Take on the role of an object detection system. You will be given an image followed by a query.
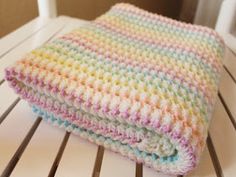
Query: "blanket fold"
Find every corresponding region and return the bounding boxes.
[5,3,224,175]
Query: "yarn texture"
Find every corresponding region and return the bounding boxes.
[5,3,224,175]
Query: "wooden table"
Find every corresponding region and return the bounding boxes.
[0,16,235,177]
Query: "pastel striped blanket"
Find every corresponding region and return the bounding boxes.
[5,3,224,175]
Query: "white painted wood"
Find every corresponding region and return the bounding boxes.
[224,34,236,54]
[0,17,88,81]
[100,150,135,177]
[55,134,98,177]
[0,16,89,176]
[194,0,223,28]
[10,120,66,177]
[215,0,236,34]
[0,17,87,116]
[186,147,217,177]
[143,166,176,177]
[0,17,51,58]
[51,18,88,39]
[0,16,70,80]
[224,48,236,79]
[209,98,236,177]
[0,16,89,175]
[215,0,236,53]
[0,82,18,116]
[219,68,236,123]
[37,0,57,18]
[0,101,37,172]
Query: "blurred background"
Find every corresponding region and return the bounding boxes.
[0,0,226,37]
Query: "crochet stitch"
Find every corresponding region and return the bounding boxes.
[5,3,224,175]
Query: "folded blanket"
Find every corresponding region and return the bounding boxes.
[5,3,224,175]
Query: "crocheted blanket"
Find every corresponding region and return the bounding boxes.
[5,3,224,175]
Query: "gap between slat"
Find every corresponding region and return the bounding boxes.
[0,21,50,60]
[223,66,236,84]
[0,117,42,177]
[0,79,4,86]
[0,17,70,81]
[218,92,236,130]
[92,146,105,177]
[207,135,223,177]
[0,19,70,125]
[228,47,236,56]
[0,17,72,177]
[136,163,143,177]
[48,132,70,177]
[44,25,67,43]
[0,98,20,125]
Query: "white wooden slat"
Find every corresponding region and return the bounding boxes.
[186,147,217,177]
[0,17,88,82]
[51,17,88,39]
[0,82,18,116]
[55,134,98,177]
[143,166,176,177]
[0,100,37,172]
[224,47,236,80]
[0,17,51,58]
[10,120,66,177]
[100,150,135,177]
[223,34,236,54]
[0,17,88,116]
[3,17,89,177]
[219,68,236,123]
[209,98,236,177]
[0,16,70,80]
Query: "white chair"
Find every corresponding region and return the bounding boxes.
[0,1,236,177]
